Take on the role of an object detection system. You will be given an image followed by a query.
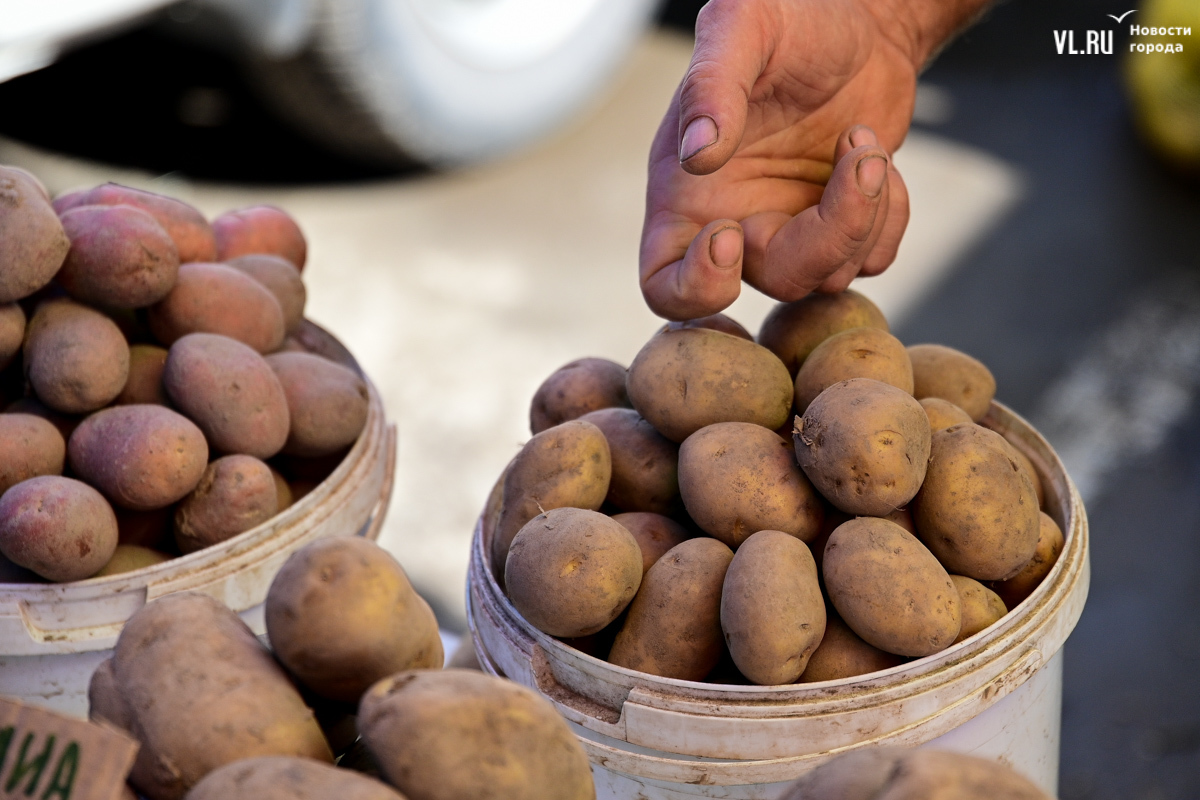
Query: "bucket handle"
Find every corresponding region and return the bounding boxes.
[531,645,627,734]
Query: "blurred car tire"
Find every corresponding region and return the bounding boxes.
[243,0,662,168]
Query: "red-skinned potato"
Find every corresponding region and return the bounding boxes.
[53,183,217,263]
[148,262,286,353]
[0,413,65,495]
[530,357,630,434]
[265,352,369,457]
[0,303,25,371]
[58,205,180,308]
[24,298,130,414]
[226,254,306,334]
[117,344,170,406]
[0,475,118,581]
[212,206,307,270]
[0,167,69,304]
[174,455,278,554]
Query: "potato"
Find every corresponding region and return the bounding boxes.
[213,205,308,270]
[992,511,1065,608]
[611,512,690,575]
[0,303,25,371]
[282,319,361,373]
[530,357,630,434]
[662,313,753,340]
[174,455,278,554]
[0,475,118,581]
[798,612,904,682]
[5,166,50,201]
[920,397,972,432]
[3,396,80,441]
[721,530,825,685]
[117,344,170,406]
[491,420,611,575]
[88,657,134,733]
[53,183,217,263]
[163,333,290,458]
[0,167,69,303]
[907,344,996,422]
[58,205,180,308]
[266,536,443,704]
[226,254,306,334]
[94,544,172,577]
[265,352,369,457]
[116,505,174,549]
[148,262,286,353]
[360,669,593,800]
[608,537,733,680]
[679,422,823,547]
[780,747,905,800]
[823,517,961,657]
[794,378,931,516]
[69,404,209,510]
[757,290,889,377]
[185,756,404,800]
[271,467,295,510]
[911,424,1040,581]
[579,407,679,514]
[793,327,913,412]
[874,749,1052,800]
[505,508,642,638]
[1003,440,1046,509]
[951,575,1007,643]
[24,298,130,413]
[0,413,65,495]
[627,328,793,442]
[112,593,332,800]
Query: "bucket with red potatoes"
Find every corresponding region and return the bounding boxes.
[480,294,1063,686]
[0,165,371,584]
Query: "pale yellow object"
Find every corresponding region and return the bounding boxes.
[1126,0,1200,169]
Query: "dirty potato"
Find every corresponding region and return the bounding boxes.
[579,407,679,514]
[951,575,1007,643]
[491,420,611,576]
[0,413,65,495]
[117,344,170,406]
[823,517,961,657]
[0,303,25,371]
[798,613,905,682]
[611,512,690,575]
[793,327,913,413]
[992,511,1065,608]
[359,669,595,800]
[627,328,793,442]
[226,254,306,334]
[24,298,130,414]
[148,262,286,353]
[721,530,826,685]
[266,352,369,457]
[608,537,733,680]
[185,756,404,800]
[920,397,973,432]
[505,508,643,638]
[94,544,172,577]
[0,167,70,304]
[266,537,443,704]
[794,378,931,516]
[58,204,180,308]
[174,455,278,553]
[212,205,307,270]
[0,475,118,581]
[908,344,996,422]
[757,290,889,377]
[679,422,823,547]
[530,357,630,434]
[911,424,1040,581]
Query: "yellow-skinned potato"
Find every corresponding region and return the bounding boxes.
[679,422,823,547]
[491,420,611,576]
[1002,439,1046,509]
[798,613,904,682]
[793,327,913,413]
[505,507,642,638]
[113,592,332,800]
[529,357,629,434]
[757,290,889,377]
[992,511,1065,608]
[920,397,972,432]
[266,537,443,705]
[951,575,1007,643]
[608,537,733,680]
[94,544,172,577]
[579,407,679,514]
[359,669,595,800]
[907,344,996,422]
[824,517,961,657]
[185,757,404,800]
[661,313,753,340]
[912,424,1040,581]
[794,378,931,516]
[611,511,690,575]
[721,530,825,685]
[627,328,793,442]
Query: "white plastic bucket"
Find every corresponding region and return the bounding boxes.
[468,402,1089,798]
[0,373,397,719]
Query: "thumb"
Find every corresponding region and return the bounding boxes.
[677,0,772,175]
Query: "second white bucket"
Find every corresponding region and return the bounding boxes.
[468,402,1090,799]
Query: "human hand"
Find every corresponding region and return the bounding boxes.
[640,0,939,320]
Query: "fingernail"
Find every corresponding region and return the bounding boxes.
[709,226,742,269]
[680,116,718,162]
[857,156,887,197]
[849,126,877,149]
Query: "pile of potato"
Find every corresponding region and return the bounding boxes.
[91,536,595,800]
[487,291,1065,685]
[0,165,370,584]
